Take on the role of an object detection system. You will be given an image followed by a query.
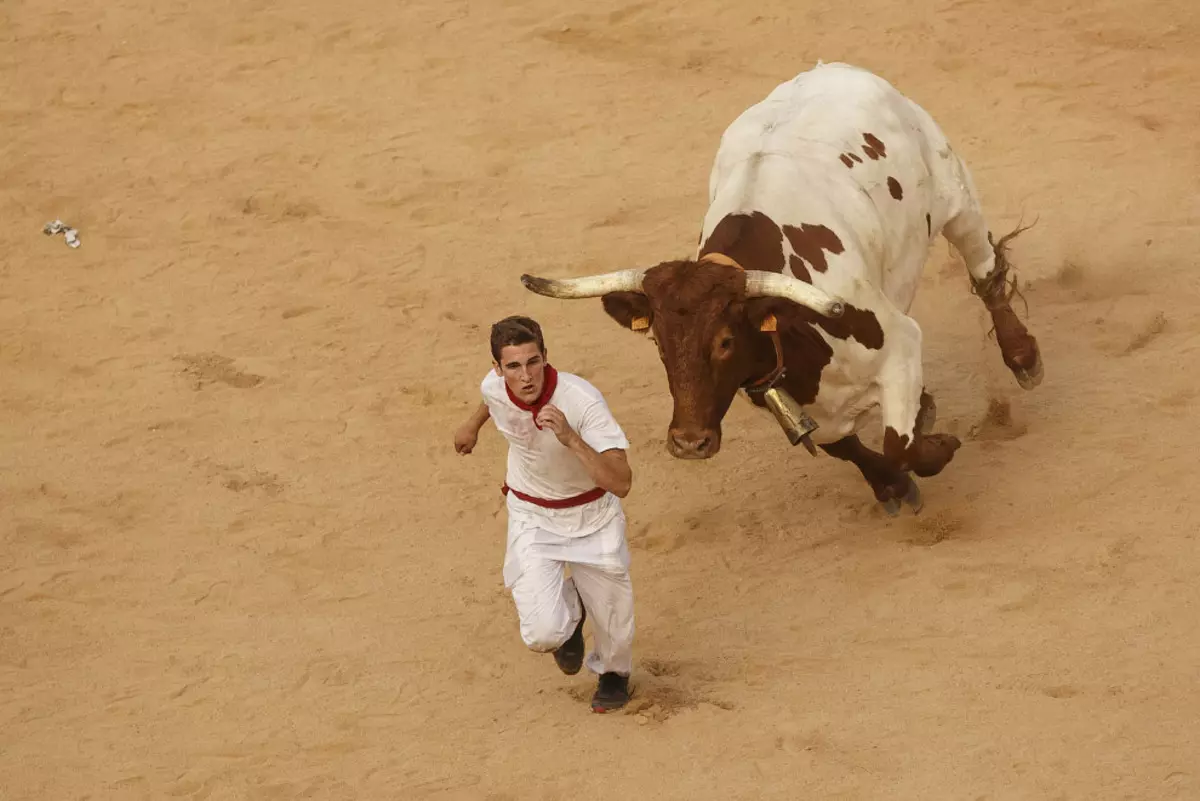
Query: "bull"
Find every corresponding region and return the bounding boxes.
[521,62,1043,514]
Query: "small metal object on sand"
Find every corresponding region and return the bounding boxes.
[43,220,81,248]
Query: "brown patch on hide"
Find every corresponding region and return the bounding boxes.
[788,255,811,284]
[699,212,786,272]
[808,304,884,350]
[782,223,844,274]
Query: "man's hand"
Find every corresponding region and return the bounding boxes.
[454,402,491,455]
[537,403,633,498]
[535,404,578,446]
[454,425,479,455]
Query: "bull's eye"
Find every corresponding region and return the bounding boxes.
[719,336,734,351]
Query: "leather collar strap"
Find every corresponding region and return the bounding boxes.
[698,253,786,393]
[699,252,742,270]
[743,314,786,392]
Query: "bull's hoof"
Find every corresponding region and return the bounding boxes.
[880,478,922,517]
[919,396,937,435]
[992,303,1043,391]
[1012,340,1044,390]
[902,479,924,514]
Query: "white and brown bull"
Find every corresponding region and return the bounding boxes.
[521,62,1043,513]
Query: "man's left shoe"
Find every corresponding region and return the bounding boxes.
[590,672,630,713]
[553,601,586,675]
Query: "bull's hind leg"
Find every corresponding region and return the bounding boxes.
[877,315,961,481]
[941,182,1044,389]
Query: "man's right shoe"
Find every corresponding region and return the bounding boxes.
[553,601,586,675]
[590,672,631,713]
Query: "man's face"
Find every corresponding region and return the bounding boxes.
[495,342,547,404]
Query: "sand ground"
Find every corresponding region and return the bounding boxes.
[3,0,1200,798]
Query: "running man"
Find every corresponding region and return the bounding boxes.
[454,315,635,712]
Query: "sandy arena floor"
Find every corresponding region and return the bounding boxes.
[3,0,1199,798]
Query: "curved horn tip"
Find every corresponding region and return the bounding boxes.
[520,274,550,294]
[828,301,845,318]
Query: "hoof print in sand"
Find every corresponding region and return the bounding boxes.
[176,353,264,390]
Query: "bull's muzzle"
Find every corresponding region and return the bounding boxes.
[667,427,720,460]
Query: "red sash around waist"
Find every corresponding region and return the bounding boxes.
[501,483,606,509]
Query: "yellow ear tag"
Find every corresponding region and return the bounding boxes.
[631,316,650,331]
[759,313,778,333]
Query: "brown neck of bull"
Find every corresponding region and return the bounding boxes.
[742,317,831,410]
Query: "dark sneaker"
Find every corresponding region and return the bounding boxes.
[553,602,586,675]
[590,672,630,713]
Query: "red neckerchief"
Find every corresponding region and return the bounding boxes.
[505,364,558,429]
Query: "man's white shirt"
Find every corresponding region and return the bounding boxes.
[481,369,629,538]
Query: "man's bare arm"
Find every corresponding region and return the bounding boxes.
[566,439,632,498]
[454,402,491,455]
[535,404,633,498]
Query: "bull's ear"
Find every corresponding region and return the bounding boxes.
[601,292,653,332]
[744,297,791,332]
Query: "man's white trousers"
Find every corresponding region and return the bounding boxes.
[503,508,634,677]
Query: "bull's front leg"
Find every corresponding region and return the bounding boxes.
[877,316,961,480]
[821,435,924,515]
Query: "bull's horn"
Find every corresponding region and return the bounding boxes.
[744,271,845,318]
[520,269,645,299]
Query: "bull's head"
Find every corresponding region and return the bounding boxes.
[521,256,844,459]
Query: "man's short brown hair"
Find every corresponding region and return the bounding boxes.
[490,315,546,362]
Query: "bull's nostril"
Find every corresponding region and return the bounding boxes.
[668,430,715,457]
